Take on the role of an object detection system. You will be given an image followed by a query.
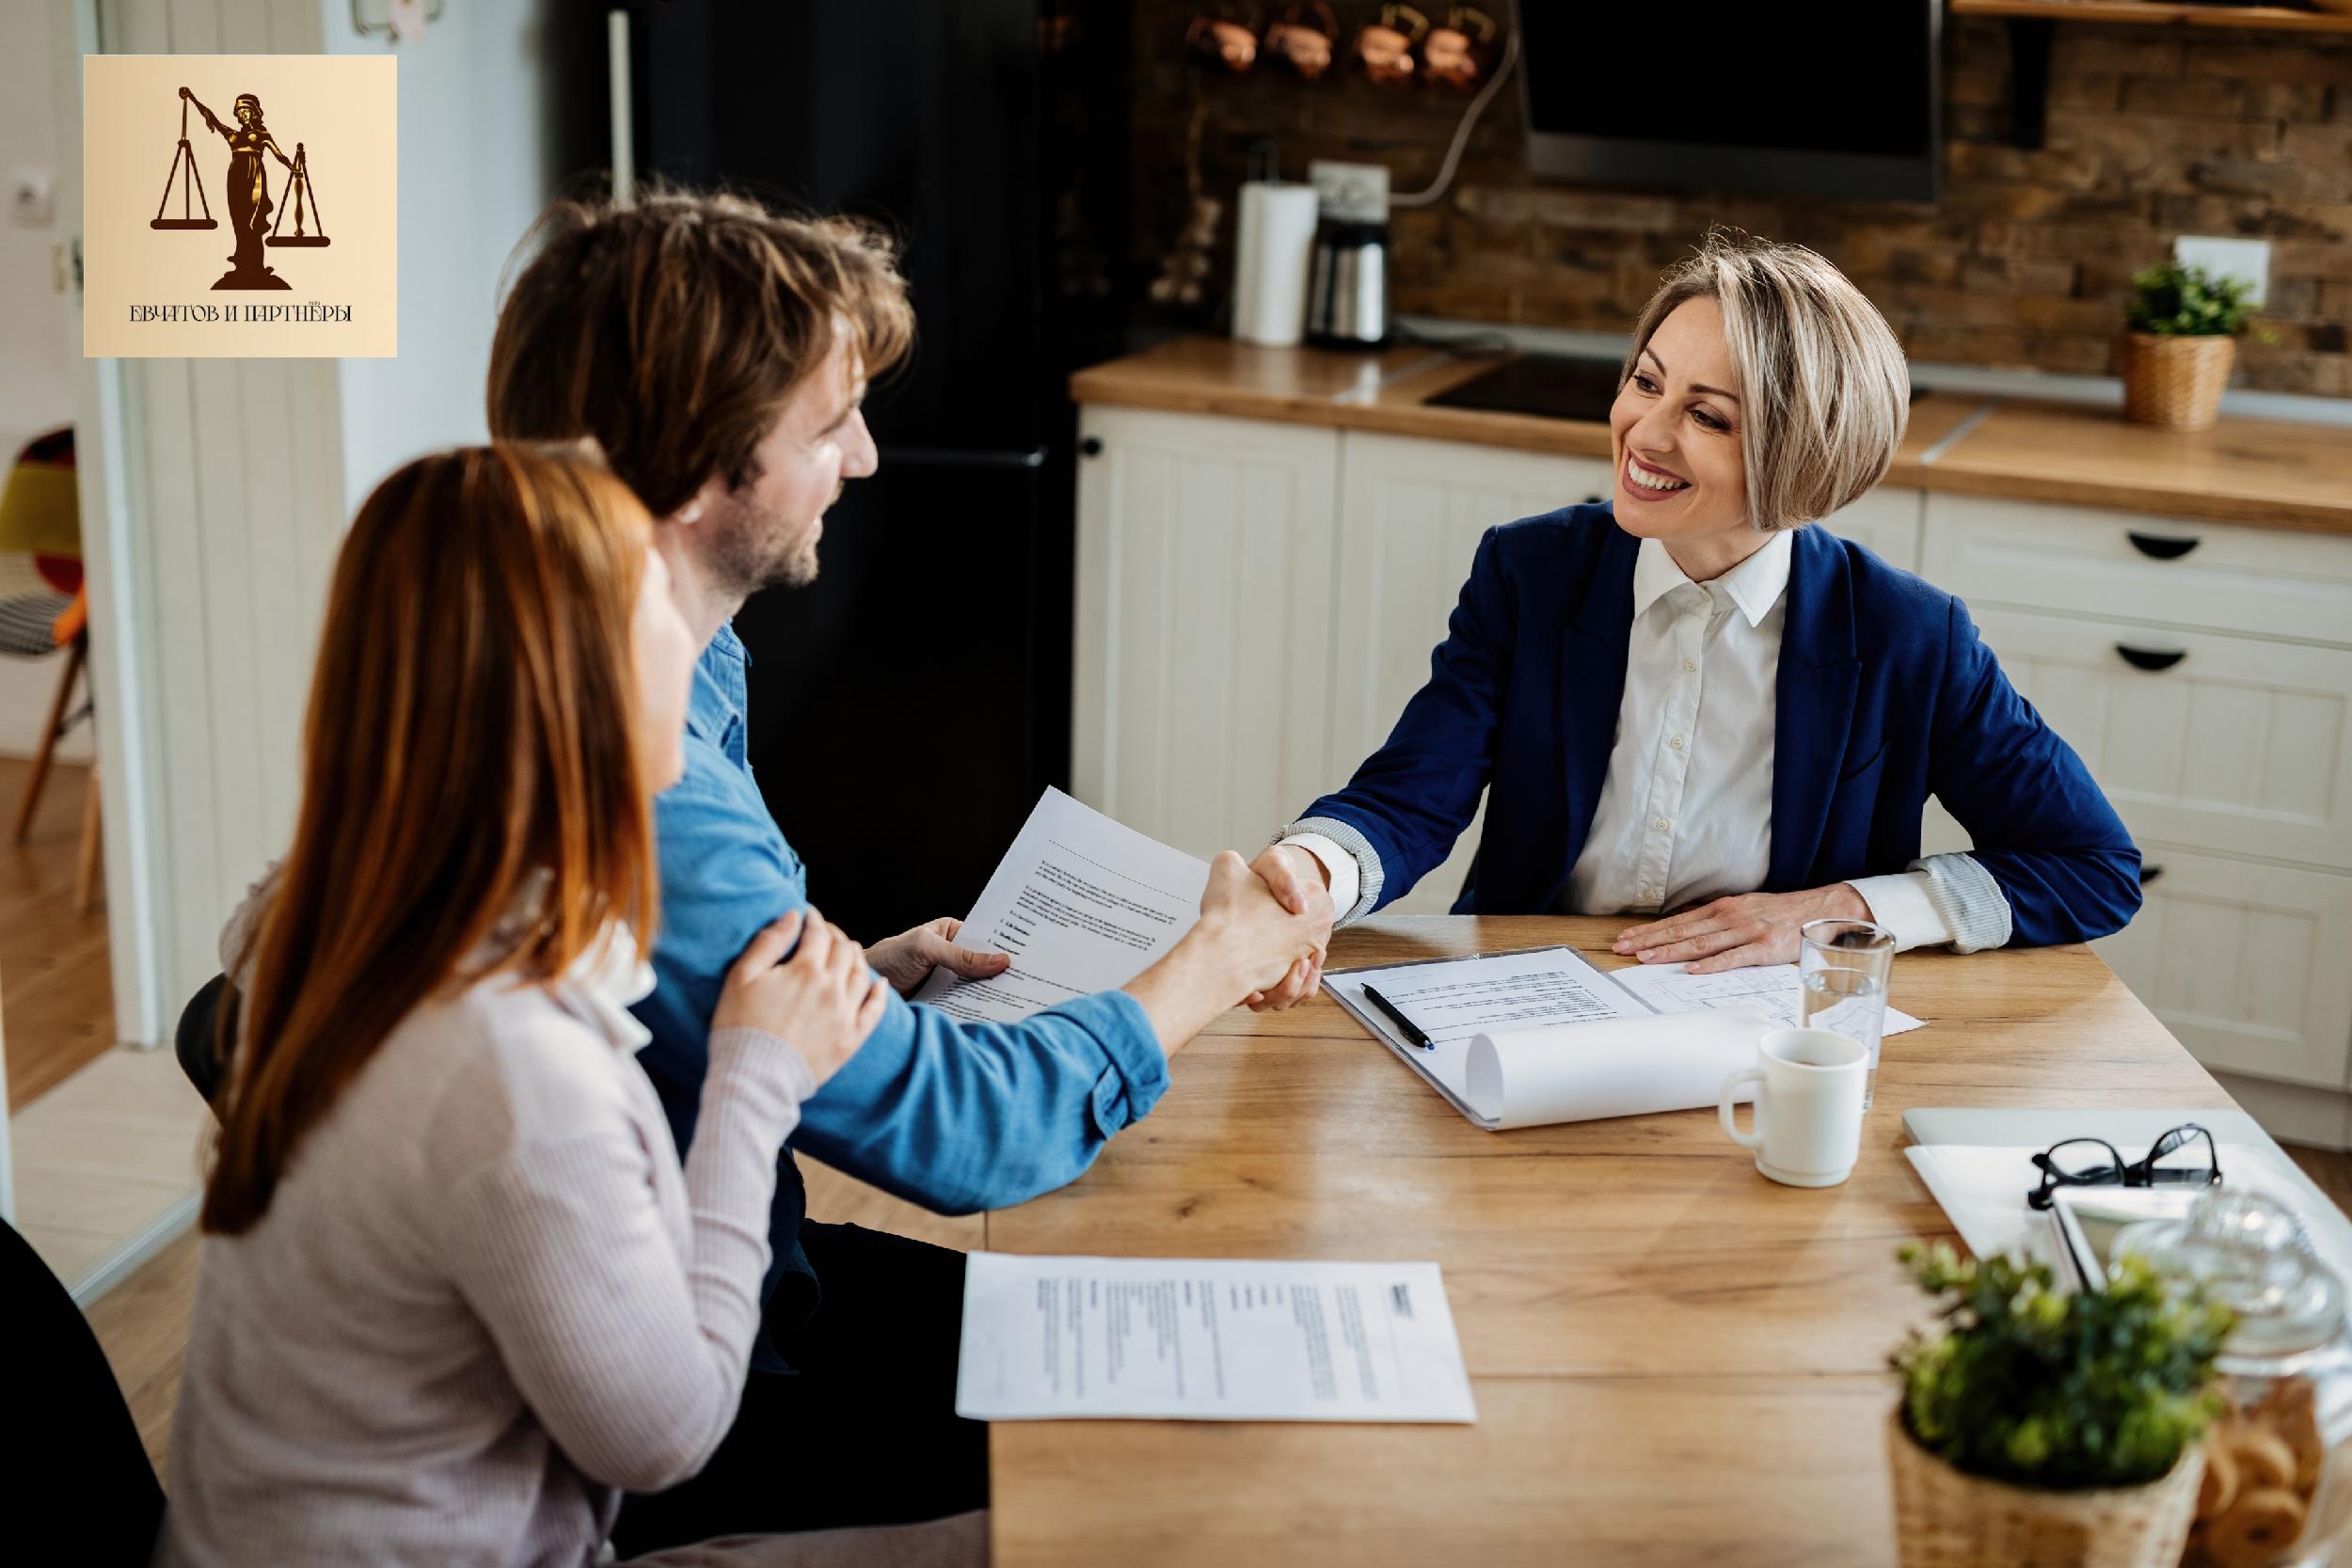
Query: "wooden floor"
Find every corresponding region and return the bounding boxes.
[3,754,114,1114]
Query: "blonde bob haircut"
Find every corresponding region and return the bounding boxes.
[1622,229,1910,533]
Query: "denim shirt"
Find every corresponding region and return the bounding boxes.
[630,625,1168,1365]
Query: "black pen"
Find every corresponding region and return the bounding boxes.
[1360,983,1435,1052]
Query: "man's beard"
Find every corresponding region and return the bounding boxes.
[706,502,820,596]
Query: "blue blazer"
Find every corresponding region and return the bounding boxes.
[1298,505,2142,947]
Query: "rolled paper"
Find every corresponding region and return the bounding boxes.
[1465,1006,1774,1130]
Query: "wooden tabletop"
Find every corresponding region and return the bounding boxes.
[1071,338,2352,535]
[982,915,2235,1568]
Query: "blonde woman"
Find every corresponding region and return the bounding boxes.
[1249,230,2138,990]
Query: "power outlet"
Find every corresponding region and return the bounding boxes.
[9,167,53,229]
[1310,160,1390,223]
[2172,234,2269,307]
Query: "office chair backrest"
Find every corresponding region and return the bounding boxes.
[175,973,232,1110]
[2,1217,167,1563]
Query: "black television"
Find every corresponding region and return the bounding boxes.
[1515,4,1943,203]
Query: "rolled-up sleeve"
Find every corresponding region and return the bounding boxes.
[797,987,1167,1217]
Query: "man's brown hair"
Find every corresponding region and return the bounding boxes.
[487,182,914,518]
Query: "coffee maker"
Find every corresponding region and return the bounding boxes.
[1304,161,1391,350]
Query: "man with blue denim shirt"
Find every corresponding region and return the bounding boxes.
[633,621,1173,1321]
[485,189,1332,1551]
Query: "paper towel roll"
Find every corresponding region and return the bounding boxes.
[1232,182,1320,347]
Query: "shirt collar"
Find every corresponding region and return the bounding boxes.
[1630,529,1796,629]
[686,622,750,746]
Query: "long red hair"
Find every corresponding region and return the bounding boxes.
[202,443,659,1235]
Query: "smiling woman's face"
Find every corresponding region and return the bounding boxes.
[1607,296,1752,551]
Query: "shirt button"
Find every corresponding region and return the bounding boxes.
[1654,817,1670,832]
[1670,736,1685,750]
[1682,658,1696,673]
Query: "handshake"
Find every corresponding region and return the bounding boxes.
[1231,843,1340,1012]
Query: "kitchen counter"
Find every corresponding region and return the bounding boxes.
[1070,337,2352,534]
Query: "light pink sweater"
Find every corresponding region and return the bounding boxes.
[155,918,811,1568]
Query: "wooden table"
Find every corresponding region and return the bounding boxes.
[983,916,2236,1567]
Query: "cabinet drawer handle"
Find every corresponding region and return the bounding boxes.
[2127,531,2200,561]
[2115,644,2187,673]
[2141,863,2165,886]
[1080,436,1104,457]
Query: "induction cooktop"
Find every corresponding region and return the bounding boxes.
[1422,355,1626,422]
[1423,353,1928,422]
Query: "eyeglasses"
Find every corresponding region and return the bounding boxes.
[2026,1123,2222,1212]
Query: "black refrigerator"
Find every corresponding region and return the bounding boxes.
[621,1,1130,942]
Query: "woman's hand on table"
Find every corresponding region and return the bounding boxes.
[1613,883,1873,974]
[1242,843,1333,1011]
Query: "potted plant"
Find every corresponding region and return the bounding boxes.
[2121,261,2272,433]
[1885,1242,2236,1568]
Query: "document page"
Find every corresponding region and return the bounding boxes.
[955,1253,1477,1423]
[1328,945,1644,1049]
[915,788,1211,1024]
[1609,960,1923,1037]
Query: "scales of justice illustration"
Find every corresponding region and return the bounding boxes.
[150,85,329,291]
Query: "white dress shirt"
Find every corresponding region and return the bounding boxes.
[1283,530,2011,953]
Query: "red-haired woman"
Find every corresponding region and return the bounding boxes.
[154,445,977,1567]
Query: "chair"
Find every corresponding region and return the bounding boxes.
[2,1217,167,1563]
[175,973,234,1109]
[1,427,103,912]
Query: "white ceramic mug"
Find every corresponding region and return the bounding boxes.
[1718,1028,1868,1188]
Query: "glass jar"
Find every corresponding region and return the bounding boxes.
[2117,1190,2352,1568]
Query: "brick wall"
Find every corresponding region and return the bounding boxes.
[1128,8,2352,395]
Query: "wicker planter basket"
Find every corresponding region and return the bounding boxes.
[1887,1407,2205,1568]
[2122,333,2235,433]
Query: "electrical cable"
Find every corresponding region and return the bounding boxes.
[1389,27,1522,211]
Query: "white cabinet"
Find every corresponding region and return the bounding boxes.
[1968,608,2352,872]
[1818,485,1924,574]
[1923,494,2352,648]
[2092,850,2352,1090]
[1072,406,1339,863]
[1919,494,2352,1117]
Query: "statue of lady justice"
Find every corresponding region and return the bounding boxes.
[180,86,294,290]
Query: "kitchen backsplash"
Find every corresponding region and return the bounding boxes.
[1128,7,2352,396]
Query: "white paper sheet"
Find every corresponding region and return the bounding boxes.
[954,1253,1477,1423]
[1609,960,1924,1037]
[914,788,1211,1023]
[1904,1142,2352,1287]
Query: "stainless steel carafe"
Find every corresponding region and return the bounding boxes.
[1304,216,1391,349]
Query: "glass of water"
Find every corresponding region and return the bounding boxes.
[1799,919,1897,1111]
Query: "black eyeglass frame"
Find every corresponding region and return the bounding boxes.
[2026,1123,2222,1212]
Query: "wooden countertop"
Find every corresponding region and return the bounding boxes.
[1071,337,2352,535]
[986,914,2234,1568]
